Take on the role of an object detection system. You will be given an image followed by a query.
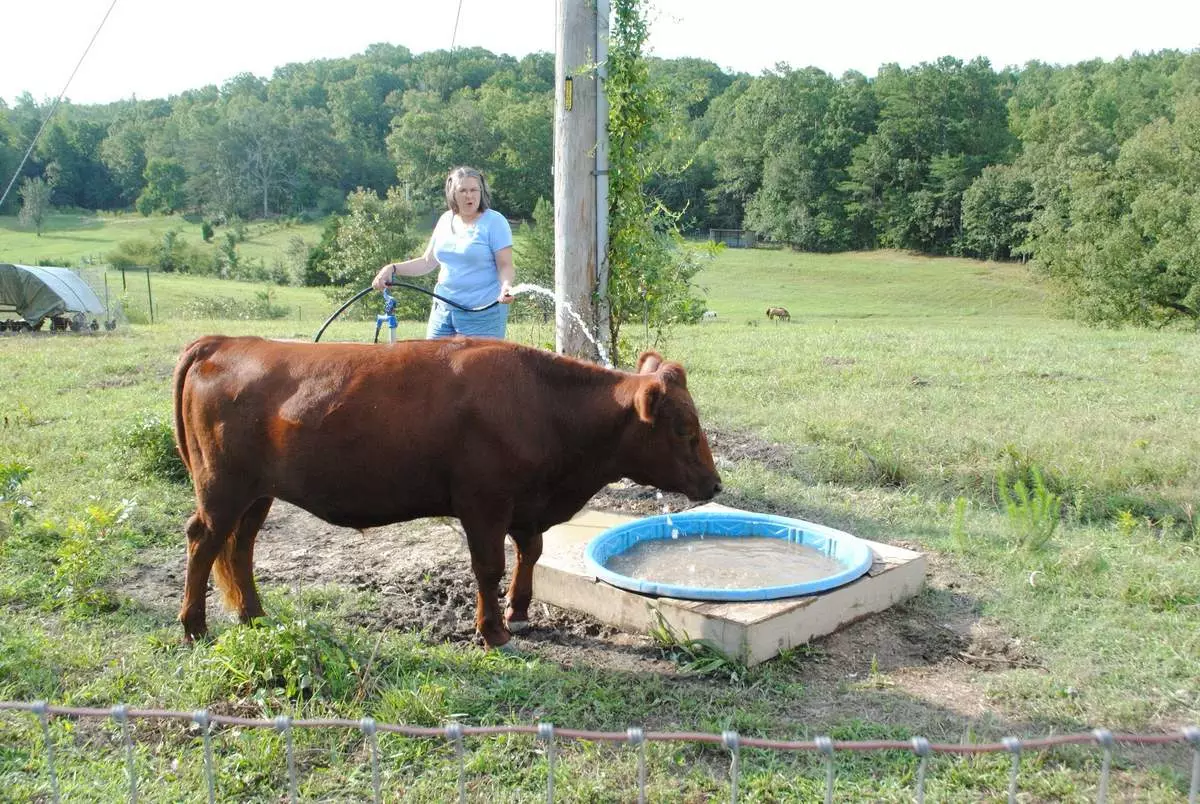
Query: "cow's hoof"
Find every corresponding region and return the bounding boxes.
[492,641,522,655]
[504,605,530,633]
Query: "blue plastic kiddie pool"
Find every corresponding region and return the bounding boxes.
[583,510,874,601]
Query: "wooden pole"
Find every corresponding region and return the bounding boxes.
[554,0,598,359]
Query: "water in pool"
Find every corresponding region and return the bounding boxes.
[605,535,846,589]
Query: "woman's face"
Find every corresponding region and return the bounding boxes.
[455,177,482,216]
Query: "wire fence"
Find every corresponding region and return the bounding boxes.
[3,701,1197,803]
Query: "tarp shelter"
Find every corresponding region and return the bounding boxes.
[0,264,105,326]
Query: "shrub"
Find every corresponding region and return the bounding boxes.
[176,290,290,321]
[120,415,189,484]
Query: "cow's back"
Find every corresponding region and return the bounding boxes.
[173,336,610,528]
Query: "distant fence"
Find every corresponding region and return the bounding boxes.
[708,228,758,249]
[2,701,1197,803]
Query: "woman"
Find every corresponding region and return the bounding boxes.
[372,166,516,339]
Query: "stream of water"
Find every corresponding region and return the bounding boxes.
[509,283,612,368]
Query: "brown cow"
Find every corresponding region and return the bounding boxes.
[173,335,722,648]
[766,306,791,322]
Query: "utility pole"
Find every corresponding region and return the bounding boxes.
[554,0,598,359]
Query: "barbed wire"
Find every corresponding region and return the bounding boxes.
[3,701,1197,803]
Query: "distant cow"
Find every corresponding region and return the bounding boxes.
[173,336,721,648]
[702,310,718,321]
[766,306,791,322]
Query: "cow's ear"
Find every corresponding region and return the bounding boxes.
[634,376,667,423]
[636,351,663,374]
[659,362,688,389]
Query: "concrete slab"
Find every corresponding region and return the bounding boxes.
[532,503,926,666]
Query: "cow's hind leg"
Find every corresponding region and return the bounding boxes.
[179,508,236,641]
[505,529,543,633]
[212,497,273,625]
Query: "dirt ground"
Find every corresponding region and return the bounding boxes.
[128,427,1033,726]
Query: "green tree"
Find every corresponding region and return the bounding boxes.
[1032,96,1200,327]
[135,158,187,214]
[18,176,52,235]
[961,163,1034,260]
[320,187,425,317]
[513,196,555,316]
[846,57,1015,253]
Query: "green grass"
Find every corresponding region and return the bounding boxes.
[0,211,329,269]
[0,243,1197,801]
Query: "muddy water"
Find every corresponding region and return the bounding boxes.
[605,536,846,589]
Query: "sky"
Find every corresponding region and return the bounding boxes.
[4,0,1199,106]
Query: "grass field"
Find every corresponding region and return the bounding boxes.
[0,211,329,269]
[0,232,1197,800]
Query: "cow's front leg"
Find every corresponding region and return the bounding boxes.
[461,518,511,648]
[505,528,543,633]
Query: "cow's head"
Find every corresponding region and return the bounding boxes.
[625,351,722,501]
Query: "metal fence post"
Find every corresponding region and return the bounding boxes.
[32,701,60,804]
[111,705,137,802]
[626,727,647,804]
[1003,737,1022,804]
[275,715,297,803]
[911,737,931,803]
[193,710,216,804]
[815,736,835,804]
[538,723,556,804]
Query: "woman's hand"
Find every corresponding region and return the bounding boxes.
[372,263,395,292]
[498,280,515,304]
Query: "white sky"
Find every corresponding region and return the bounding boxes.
[4,0,1199,106]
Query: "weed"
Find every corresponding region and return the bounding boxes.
[949,495,970,551]
[647,609,747,681]
[998,466,1061,552]
[204,616,365,703]
[52,500,135,616]
[119,414,189,484]
[0,463,34,533]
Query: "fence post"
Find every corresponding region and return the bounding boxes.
[538,723,556,803]
[360,718,381,804]
[1003,737,1022,804]
[911,737,931,803]
[111,705,137,802]
[815,736,835,804]
[1184,726,1199,804]
[144,267,154,324]
[722,730,740,804]
[1093,728,1113,803]
[275,715,297,803]
[32,701,60,803]
[193,710,216,804]
[626,727,647,804]
[445,722,466,803]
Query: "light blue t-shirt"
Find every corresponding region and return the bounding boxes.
[430,208,513,310]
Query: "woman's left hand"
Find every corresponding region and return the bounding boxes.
[498,281,515,304]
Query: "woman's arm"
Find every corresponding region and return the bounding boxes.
[372,238,437,291]
[495,246,515,303]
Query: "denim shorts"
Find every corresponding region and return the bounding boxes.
[426,300,509,339]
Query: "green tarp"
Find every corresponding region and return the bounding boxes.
[0,264,105,325]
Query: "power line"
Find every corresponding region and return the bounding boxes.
[0,0,120,211]
[450,0,465,50]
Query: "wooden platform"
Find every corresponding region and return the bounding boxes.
[532,503,926,666]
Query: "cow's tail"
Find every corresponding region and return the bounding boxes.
[172,337,212,476]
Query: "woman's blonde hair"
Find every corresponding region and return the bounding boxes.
[444,166,492,214]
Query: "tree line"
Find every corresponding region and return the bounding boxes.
[2,44,1197,326]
